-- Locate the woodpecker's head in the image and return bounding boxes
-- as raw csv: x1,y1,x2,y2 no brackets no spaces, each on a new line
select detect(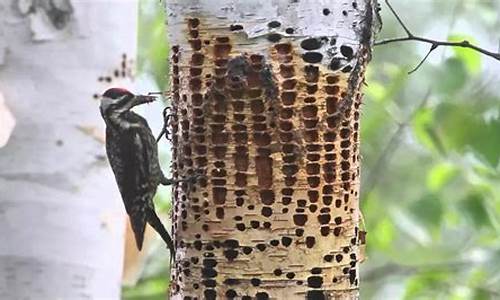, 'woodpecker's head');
100,88,156,118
